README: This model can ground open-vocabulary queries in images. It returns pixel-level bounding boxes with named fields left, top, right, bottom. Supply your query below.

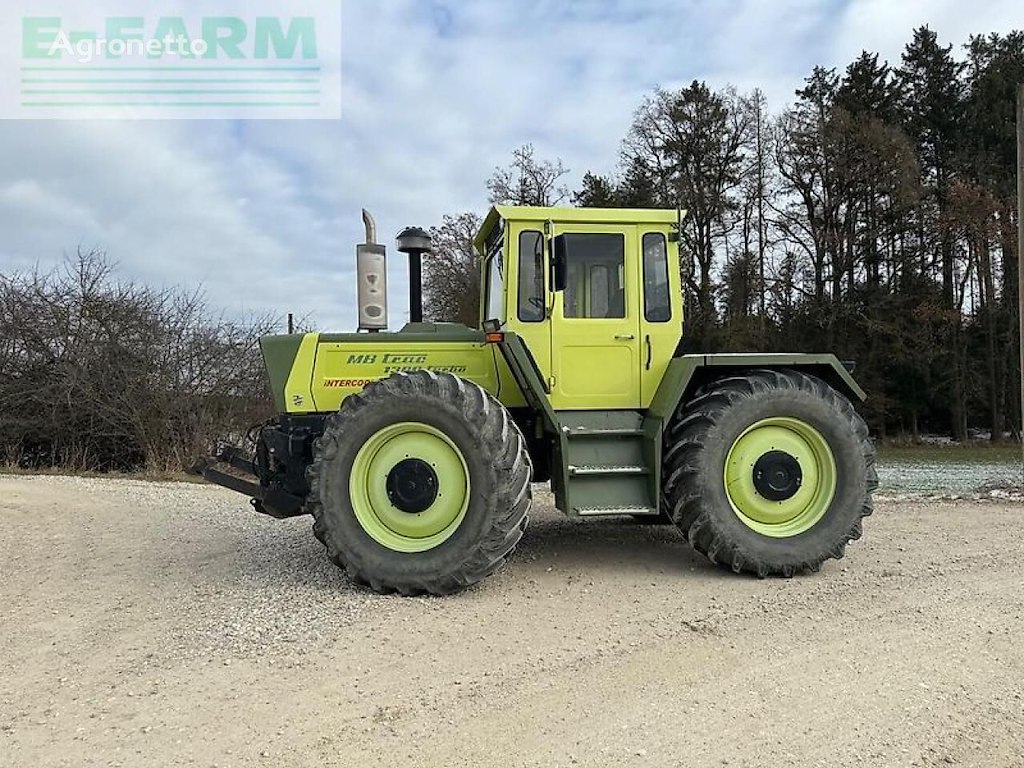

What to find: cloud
left=832, top=0, right=1022, bottom=66
left=0, top=0, right=1020, bottom=331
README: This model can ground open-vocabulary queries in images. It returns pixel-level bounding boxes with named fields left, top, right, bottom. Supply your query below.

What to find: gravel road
left=2, top=475, right=1022, bottom=768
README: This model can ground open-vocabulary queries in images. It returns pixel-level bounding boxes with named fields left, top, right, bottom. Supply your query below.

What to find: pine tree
left=897, top=26, right=969, bottom=440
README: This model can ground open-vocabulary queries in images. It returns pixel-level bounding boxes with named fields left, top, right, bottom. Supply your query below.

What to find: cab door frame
left=548, top=223, right=641, bottom=410
left=502, top=222, right=553, bottom=391
left=637, top=226, right=682, bottom=407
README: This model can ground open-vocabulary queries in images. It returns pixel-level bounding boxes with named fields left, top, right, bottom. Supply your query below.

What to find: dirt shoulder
left=1, top=475, right=1022, bottom=767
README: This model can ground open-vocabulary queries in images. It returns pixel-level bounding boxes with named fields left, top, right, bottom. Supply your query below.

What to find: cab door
left=637, top=228, right=680, bottom=407
left=549, top=224, right=641, bottom=410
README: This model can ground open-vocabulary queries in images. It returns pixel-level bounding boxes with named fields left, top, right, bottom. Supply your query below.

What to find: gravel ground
left=1, top=474, right=1023, bottom=768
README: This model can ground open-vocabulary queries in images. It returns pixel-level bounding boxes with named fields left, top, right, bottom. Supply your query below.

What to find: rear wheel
left=307, top=371, right=532, bottom=595
left=662, top=369, right=877, bottom=577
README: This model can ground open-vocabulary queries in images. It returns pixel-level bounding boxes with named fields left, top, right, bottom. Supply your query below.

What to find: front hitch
left=189, top=443, right=306, bottom=519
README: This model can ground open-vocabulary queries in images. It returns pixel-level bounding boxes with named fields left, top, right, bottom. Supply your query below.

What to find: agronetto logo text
left=1, top=2, right=341, bottom=120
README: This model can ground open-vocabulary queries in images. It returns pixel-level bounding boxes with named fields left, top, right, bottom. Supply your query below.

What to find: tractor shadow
left=230, top=505, right=728, bottom=595
left=511, top=511, right=724, bottom=580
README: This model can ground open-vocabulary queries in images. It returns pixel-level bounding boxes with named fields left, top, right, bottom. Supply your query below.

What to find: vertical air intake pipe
left=396, top=226, right=432, bottom=324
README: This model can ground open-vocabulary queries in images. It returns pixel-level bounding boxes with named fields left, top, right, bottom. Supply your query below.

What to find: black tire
left=662, top=369, right=877, bottom=577
left=307, top=371, right=532, bottom=595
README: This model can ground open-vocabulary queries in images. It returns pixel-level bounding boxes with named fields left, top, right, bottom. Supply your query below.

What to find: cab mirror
left=551, top=234, right=567, bottom=292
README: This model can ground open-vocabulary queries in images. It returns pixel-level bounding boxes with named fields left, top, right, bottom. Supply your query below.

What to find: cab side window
left=563, top=233, right=625, bottom=319
left=642, top=233, right=671, bottom=322
left=485, top=247, right=504, bottom=322
left=517, top=230, right=545, bottom=322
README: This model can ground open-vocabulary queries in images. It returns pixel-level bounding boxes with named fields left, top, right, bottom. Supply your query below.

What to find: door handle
left=645, top=334, right=652, bottom=370
left=614, top=334, right=635, bottom=341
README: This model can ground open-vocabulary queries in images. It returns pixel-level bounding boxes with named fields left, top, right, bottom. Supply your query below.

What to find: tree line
left=424, top=26, right=1024, bottom=442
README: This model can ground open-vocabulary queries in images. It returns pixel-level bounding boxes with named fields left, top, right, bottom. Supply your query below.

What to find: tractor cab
left=475, top=206, right=683, bottom=410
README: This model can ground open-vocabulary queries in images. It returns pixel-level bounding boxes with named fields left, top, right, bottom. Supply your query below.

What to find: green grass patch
left=878, top=442, right=1022, bottom=465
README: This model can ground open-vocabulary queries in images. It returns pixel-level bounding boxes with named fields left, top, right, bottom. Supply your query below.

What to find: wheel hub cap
left=386, top=458, right=439, bottom=513
left=752, top=450, right=803, bottom=501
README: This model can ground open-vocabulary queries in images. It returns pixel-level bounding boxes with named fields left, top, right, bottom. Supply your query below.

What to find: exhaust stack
left=356, top=209, right=387, bottom=331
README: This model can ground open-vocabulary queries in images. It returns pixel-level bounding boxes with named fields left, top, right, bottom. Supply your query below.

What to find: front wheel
left=662, top=369, right=877, bottom=577
left=307, top=371, right=532, bottom=595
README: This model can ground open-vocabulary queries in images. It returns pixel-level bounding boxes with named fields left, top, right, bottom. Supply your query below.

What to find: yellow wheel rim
left=349, top=422, right=470, bottom=552
left=724, top=417, right=837, bottom=538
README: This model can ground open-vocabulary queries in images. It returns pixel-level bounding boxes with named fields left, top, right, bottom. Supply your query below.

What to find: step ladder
left=557, top=411, right=660, bottom=518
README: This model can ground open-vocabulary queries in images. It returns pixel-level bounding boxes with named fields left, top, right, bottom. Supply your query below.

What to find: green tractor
left=194, top=205, right=877, bottom=595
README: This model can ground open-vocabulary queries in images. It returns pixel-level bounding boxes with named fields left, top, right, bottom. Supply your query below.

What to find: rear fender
left=647, top=353, right=865, bottom=426
left=641, top=353, right=867, bottom=507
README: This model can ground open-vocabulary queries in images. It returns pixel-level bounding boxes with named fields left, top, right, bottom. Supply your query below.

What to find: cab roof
left=473, top=205, right=682, bottom=253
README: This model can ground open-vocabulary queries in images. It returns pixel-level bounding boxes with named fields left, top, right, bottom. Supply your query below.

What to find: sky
left=0, top=0, right=1020, bottom=331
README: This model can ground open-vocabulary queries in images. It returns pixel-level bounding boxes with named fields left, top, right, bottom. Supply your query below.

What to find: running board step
left=563, top=426, right=644, bottom=437
left=568, top=464, right=648, bottom=476
left=575, top=506, right=660, bottom=517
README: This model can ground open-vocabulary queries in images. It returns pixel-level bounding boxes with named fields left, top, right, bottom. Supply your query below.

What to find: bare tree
left=422, top=212, right=482, bottom=327
left=622, top=82, right=753, bottom=349
left=486, top=144, right=570, bottom=206
left=0, top=249, right=277, bottom=472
